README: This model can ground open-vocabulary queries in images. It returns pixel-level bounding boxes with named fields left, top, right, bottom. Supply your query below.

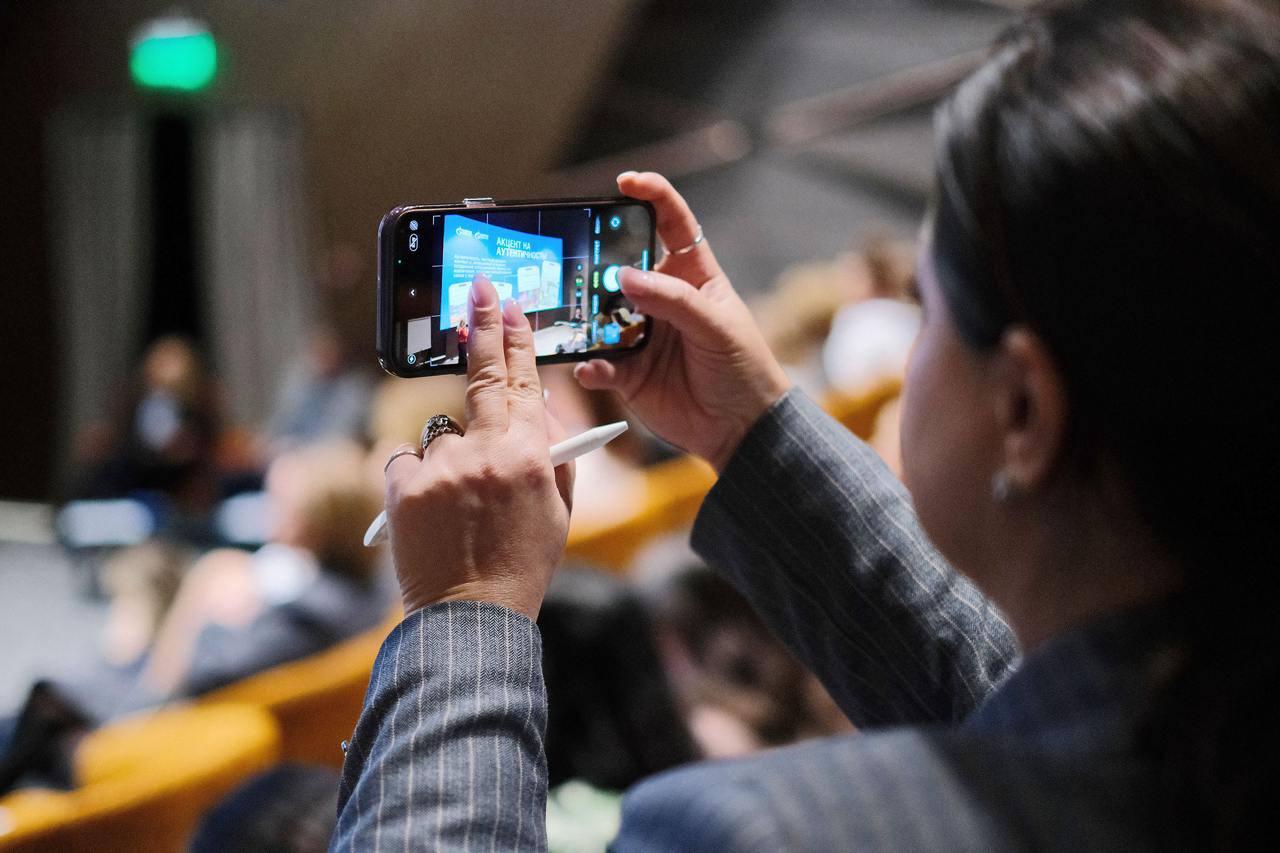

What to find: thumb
left=619, top=267, right=726, bottom=343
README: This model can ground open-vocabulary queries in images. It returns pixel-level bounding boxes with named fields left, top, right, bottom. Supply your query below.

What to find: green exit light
left=130, top=17, right=217, bottom=92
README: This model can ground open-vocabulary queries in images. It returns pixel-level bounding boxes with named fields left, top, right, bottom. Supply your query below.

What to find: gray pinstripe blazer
left=332, top=390, right=1181, bottom=851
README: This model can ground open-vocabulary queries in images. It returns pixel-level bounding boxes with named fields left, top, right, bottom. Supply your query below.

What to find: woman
left=334, top=1, right=1278, bottom=849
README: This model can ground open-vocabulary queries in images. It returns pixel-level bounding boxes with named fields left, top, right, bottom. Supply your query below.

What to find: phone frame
left=377, top=196, right=656, bottom=377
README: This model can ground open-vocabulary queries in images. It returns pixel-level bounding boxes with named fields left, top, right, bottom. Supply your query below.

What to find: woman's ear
left=991, top=327, right=1069, bottom=493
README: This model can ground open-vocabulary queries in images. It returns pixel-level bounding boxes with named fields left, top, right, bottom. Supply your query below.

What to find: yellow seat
left=0, top=703, right=279, bottom=853
left=565, top=453, right=717, bottom=571
left=821, top=376, right=903, bottom=440
left=201, top=610, right=401, bottom=768
left=566, top=378, right=903, bottom=573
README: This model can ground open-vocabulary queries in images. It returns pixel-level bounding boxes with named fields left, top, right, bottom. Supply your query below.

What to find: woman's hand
left=385, top=275, right=573, bottom=620
left=574, top=172, right=791, bottom=472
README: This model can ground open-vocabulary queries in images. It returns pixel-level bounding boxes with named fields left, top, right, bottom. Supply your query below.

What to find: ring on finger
left=384, top=444, right=424, bottom=474
left=666, top=224, right=705, bottom=256
left=420, top=414, right=466, bottom=452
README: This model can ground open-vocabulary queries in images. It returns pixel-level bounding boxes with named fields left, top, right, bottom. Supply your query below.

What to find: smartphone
left=377, top=196, right=656, bottom=377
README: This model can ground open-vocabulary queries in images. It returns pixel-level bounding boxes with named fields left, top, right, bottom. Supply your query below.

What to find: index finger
left=463, top=274, right=508, bottom=433
left=617, top=171, right=722, bottom=282
left=501, top=298, right=545, bottom=432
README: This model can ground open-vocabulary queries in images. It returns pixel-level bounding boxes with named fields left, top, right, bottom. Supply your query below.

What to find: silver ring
left=666, top=225, right=705, bottom=256
left=420, top=414, right=466, bottom=451
left=384, top=445, right=424, bottom=474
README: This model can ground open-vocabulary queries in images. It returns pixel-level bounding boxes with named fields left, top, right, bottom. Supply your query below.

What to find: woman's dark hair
left=538, top=568, right=700, bottom=791
left=931, top=0, right=1280, bottom=847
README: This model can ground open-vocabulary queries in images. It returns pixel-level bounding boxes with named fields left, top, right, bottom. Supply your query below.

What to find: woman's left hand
left=384, top=274, right=574, bottom=620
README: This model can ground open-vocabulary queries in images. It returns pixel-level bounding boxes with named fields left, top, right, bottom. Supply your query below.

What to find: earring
left=991, top=470, right=1015, bottom=503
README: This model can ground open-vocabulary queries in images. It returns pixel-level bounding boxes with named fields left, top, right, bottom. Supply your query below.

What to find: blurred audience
left=755, top=236, right=916, bottom=397
left=97, top=539, right=190, bottom=667
left=753, top=237, right=916, bottom=475
left=0, top=440, right=392, bottom=795
left=540, top=569, right=700, bottom=792
left=72, top=335, right=224, bottom=521
left=541, top=367, right=649, bottom=530
left=648, top=564, right=853, bottom=758
left=192, top=763, right=341, bottom=853
left=539, top=569, right=700, bottom=852
left=136, top=439, right=391, bottom=700
left=263, top=325, right=374, bottom=456
left=819, top=238, right=918, bottom=399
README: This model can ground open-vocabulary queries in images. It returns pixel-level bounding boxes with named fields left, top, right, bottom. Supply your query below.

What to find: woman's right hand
left=574, top=172, right=791, bottom=472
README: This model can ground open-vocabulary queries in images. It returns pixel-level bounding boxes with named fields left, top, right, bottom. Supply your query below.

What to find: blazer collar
left=962, top=599, right=1185, bottom=750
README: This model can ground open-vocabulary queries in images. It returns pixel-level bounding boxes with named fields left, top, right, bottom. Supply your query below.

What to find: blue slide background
left=441, top=214, right=564, bottom=326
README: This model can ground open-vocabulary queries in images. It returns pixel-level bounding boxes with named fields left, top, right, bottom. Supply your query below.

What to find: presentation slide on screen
left=442, top=215, right=564, bottom=326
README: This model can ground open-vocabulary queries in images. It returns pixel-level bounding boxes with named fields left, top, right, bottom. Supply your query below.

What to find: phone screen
left=383, top=200, right=653, bottom=374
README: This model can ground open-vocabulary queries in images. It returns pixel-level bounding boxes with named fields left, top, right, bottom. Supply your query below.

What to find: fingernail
left=617, top=170, right=638, bottom=181
left=543, top=388, right=551, bottom=401
left=502, top=298, right=524, bottom=327
left=470, top=275, right=495, bottom=309
left=619, top=267, right=650, bottom=293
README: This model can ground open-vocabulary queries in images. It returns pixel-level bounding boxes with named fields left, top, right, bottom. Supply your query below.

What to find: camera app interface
left=392, top=203, right=652, bottom=370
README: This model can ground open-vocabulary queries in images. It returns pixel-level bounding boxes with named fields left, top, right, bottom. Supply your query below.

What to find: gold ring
left=384, top=445, right=424, bottom=474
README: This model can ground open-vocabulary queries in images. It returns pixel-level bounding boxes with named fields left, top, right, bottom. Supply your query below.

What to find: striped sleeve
left=331, top=601, right=547, bottom=852
left=691, top=389, right=1018, bottom=727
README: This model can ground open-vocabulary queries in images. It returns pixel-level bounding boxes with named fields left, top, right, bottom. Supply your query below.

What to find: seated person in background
left=756, top=239, right=917, bottom=475
left=72, top=335, right=224, bottom=521
left=192, top=763, right=342, bottom=853
left=138, top=439, right=392, bottom=700
left=650, top=565, right=853, bottom=758
left=0, top=441, right=391, bottom=792
left=755, top=236, right=915, bottom=397
left=538, top=569, right=700, bottom=851
left=263, top=325, right=374, bottom=457
left=819, top=237, right=920, bottom=398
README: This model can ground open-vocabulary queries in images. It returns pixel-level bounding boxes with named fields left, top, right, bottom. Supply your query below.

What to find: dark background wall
left=0, top=0, right=638, bottom=499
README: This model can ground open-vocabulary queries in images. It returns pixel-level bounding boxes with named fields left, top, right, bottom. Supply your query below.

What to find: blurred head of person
left=265, top=440, right=382, bottom=584
left=132, top=335, right=218, bottom=456
left=140, top=335, right=207, bottom=403
left=191, top=763, right=339, bottom=853
left=758, top=236, right=916, bottom=365
left=899, top=0, right=1280, bottom=846
left=649, top=564, right=851, bottom=751
left=538, top=568, right=700, bottom=792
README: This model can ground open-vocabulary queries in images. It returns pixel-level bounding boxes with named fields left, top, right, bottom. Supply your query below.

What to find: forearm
left=332, top=601, right=548, bottom=852
left=692, top=389, right=1018, bottom=727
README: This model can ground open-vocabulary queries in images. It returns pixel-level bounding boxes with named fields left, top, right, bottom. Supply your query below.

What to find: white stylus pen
left=363, top=420, right=630, bottom=547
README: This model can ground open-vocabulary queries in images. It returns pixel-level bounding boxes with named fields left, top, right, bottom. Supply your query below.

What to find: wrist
left=706, top=373, right=792, bottom=473
left=402, top=579, right=542, bottom=622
